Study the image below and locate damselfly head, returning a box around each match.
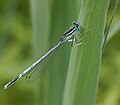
[72,21,81,32]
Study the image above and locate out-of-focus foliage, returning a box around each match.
[0,0,119,105]
[0,0,34,105]
[97,0,120,105]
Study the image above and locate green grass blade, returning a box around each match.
[30,0,78,105]
[46,0,78,105]
[29,0,50,105]
[102,0,120,50]
[30,0,50,55]
[62,0,110,105]
[107,20,120,42]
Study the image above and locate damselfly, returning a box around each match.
[4,21,84,89]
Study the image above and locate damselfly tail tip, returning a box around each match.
[4,76,20,89]
[4,79,15,89]
[4,84,9,89]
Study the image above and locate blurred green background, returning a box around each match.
[0,0,120,105]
